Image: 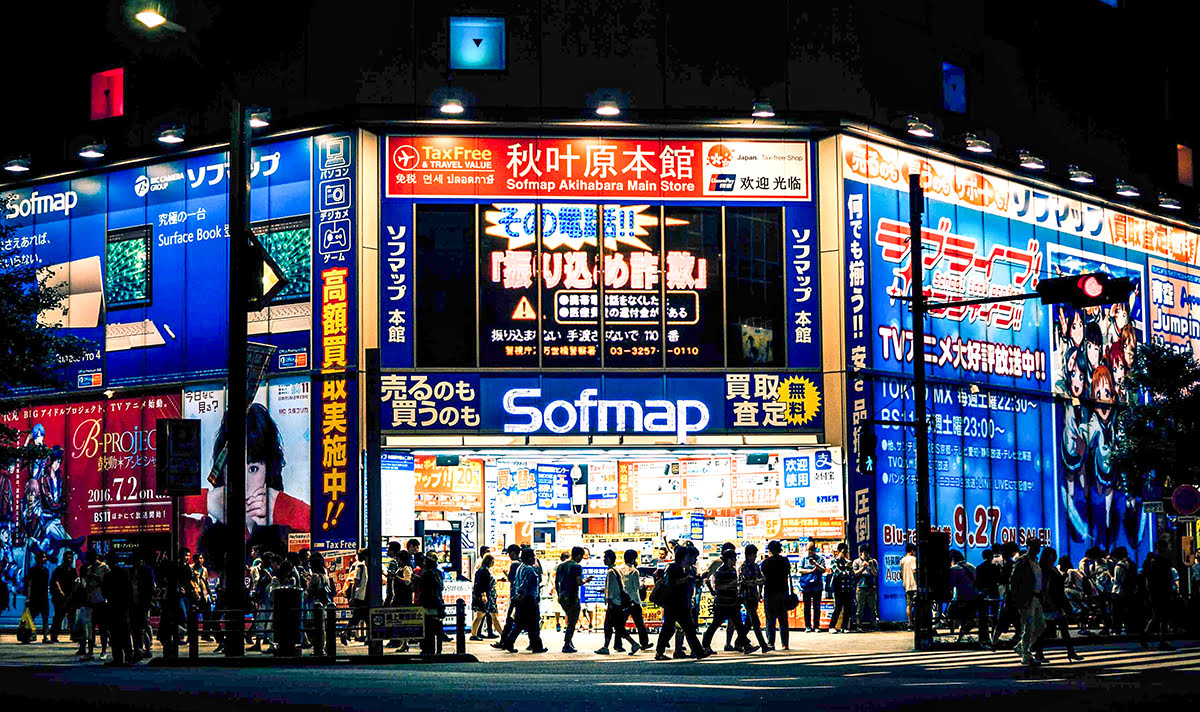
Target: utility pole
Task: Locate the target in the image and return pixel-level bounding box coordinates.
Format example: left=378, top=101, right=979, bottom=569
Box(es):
left=909, top=172, right=933, bottom=651
left=224, top=100, right=251, bottom=657
left=365, top=348, right=383, bottom=656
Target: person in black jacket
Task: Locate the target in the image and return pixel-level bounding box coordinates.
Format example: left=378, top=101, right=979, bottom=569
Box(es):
left=471, top=553, right=500, bottom=640
left=1031, top=547, right=1082, bottom=662
left=491, top=544, right=523, bottom=650
left=419, top=553, right=445, bottom=655
left=1141, top=551, right=1176, bottom=651
left=761, top=540, right=792, bottom=650
left=100, top=556, right=134, bottom=666
left=49, top=550, right=76, bottom=643
left=653, top=546, right=708, bottom=660
left=991, top=542, right=1022, bottom=647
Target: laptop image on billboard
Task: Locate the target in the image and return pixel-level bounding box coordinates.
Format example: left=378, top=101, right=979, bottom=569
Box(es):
left=104, top=225, right=166, bottom=351
left=248, top=215, right=312, bottom=334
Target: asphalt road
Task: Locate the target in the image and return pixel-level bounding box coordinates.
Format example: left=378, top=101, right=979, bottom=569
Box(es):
left=1, top=639, right=1199, bottom=711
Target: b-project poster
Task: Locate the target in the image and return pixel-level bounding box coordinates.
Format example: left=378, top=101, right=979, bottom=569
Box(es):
left=0, top=394, right=179, bottom=624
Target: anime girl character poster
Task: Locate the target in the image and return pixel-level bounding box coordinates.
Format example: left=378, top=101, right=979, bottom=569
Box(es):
left=1047, top=244, right=1148, bottom=557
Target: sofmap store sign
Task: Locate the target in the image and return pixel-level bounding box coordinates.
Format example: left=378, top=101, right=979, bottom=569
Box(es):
left=840, top=136, right=1166, bottom=621
left=0, top=136, right=338, bottom=392
left=379, top=373, right=823, bottom=437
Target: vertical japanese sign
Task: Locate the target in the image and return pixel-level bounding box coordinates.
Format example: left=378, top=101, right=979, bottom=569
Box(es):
left=312, top=132, right=358, bottom=551
left=785, top=204, right=821, bottom=369
left=1148, top=258, right=1200, bottom=356
left=535, top=463, right=571, bottom=513
left=844, top=179, right=874, bottom=562
left=380, top=199, right=413, bottom=368
left=480, top=203, right=539, bottom=366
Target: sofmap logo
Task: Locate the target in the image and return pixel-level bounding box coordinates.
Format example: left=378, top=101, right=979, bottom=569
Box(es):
left=503, top=387, right=710, bottom=442
left=5, top=190, right=79, bottom=219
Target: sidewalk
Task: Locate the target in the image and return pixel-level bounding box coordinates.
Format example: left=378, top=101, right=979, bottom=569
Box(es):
left=0, top=626, right=1168, bottom=667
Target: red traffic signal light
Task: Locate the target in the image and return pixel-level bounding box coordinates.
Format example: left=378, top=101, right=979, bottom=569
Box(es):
left=1036, top=272, right=1134, bottom=308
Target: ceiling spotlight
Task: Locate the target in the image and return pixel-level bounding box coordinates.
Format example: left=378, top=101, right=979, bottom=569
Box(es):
left=3, top=157, right=31, bottom=173
left=248, top=109, right=271, bottom=128
left=906, top=115, right=934, bottom=138
left=964, top=133, right=992, bottom=154
left=751, top=100, right=775, bottom=118
left=157, top=124, right=186, bottom=145
left=1067, top=165, right=1094, bottom=184
left=595, top=100, right=621, bottom=117
left=1017, top=150, right=1045, bottom=171
left=78, top=142, right=107, bottom=159
left=135, top=4, right=167, bottom=28
left=1159, top=193, right=1182, bottom=210
left=440, top=98, right=465, bottom=115
left=1115, top=179, right=1140, bottom=198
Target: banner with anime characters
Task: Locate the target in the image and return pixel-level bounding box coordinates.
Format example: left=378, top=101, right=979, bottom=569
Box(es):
left=842, top=136, right=1161, bottom=621
left=1047, top=245, right=1147, bottom=554
left=0, top=393, right=180, bottom=623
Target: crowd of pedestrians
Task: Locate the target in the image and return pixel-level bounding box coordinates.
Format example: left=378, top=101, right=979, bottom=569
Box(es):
left=10, top=536, right=1199, bottom=665
left=930, top=541, right=1192, bottom=666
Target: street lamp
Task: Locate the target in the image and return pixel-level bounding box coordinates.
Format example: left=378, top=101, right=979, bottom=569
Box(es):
left=136, top=6, right=252, bottom=659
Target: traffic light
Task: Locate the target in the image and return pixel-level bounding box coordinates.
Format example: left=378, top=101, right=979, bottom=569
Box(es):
left=859, top=428, right=878, bottom=476
left=1035, top=272, right=1134, bottom=308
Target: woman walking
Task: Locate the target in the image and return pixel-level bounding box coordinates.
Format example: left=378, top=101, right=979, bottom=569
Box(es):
left=471, top=553, right=502, bottom=639
left=1032, top=547, right=1083, bottom=663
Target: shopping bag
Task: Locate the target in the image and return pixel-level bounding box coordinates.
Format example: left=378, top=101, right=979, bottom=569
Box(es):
left=17, top=607, right=35, bottom=643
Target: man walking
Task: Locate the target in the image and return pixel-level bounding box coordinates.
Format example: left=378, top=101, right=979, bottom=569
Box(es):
left=555, top=546, right=584, bottom=653
left=852, top=544, right=878, bottom=632
left=616, top=549, right=651, bottom=651
left=501, top=548, right=547, bottom=653
left=596, top=549, right=639, bottom=655
left=492, top=544, right=524, bottom=650
left=50, top=550, right=76, bottom=643
left=761, top=540, right=792, bottom=650
left=1008, top=539, right=1046, bottom=666
left=653, top=546, right=708, bottom=660
left=25, top=550, right=51, bottom=643
left=702, top=547, right=755, bottom=653
left=900, top=543, right=918, bottom=629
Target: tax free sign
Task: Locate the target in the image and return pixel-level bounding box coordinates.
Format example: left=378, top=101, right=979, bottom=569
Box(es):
left=379, top=373, right=824, bottom=437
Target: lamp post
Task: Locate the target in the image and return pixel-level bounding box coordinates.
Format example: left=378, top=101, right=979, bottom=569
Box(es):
left=136, top=6, right=254, bottom=657
left=908, top=174, right=933, bottom=651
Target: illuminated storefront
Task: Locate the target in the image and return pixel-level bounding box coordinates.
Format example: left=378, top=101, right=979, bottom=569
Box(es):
left=3, top=124, right=1194, bottom=626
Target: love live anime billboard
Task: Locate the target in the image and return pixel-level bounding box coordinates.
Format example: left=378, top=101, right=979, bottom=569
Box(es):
left=839, top=136, right=1187, bottom=620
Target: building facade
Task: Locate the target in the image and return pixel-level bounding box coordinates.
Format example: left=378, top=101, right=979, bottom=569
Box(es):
left=0, top=1, right=1193, bottom=625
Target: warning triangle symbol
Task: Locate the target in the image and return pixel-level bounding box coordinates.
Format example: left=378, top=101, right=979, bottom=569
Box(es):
left=512, top=296, right=537, bottom=320
left=473, top=37, right=484, bottom=47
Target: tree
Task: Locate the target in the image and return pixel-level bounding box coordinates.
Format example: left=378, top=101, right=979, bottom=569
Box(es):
left=1111, top=339, right=1200, bottom=496
left=0, top=208, right=90, bottom=469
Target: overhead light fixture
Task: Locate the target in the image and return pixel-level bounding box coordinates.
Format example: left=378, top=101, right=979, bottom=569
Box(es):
left=440, top=98, right=464, bottom=115
left=1067, top=165, right=1094, bottom=184
left=963, top=133, right=992, bottom=154
left=248, top=109, right=271, bottom=129
left=1017, top=150, right=1046, bottom=171
left=78, top=142, right=107, bottom=159
left=157, top=124, right=185, bottom=145
left=1159, top=193, right=1182, bottom=210
left=135, top=4, right=167, bottom=28
left=751, top=100, right=775, bottom=118
left=906, top=115, right=934, bottom=138
left=1115, top=179, right=1140, bottom=198
left=3, top=157, right=31, bottom=173
left=595, top=100, right=620, bottom=117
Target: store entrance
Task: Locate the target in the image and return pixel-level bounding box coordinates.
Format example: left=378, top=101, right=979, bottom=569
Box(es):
left=383, top=445, right=845, bottom=633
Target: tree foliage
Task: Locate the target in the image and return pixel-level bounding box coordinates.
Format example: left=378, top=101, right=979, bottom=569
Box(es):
left=0, top=208, right=90, bottom=469
left=1111, top=338, right=1200, bottom=495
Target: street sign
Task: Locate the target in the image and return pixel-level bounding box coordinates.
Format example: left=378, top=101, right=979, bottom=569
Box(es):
left=368, top=606, right=424, bottom=641
left=155, top=418, right=202, bottom=496
left=1172, top=485, right=1200, bottom=516
left=246, top=234, right=289, bottom=311
left=1145, top=500, right=1165, bottom=514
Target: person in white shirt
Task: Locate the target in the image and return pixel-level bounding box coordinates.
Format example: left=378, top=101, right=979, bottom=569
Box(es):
left=615, top=549, right=650, bottom=650
left=595, top=549, right=640, bottom=655
left=900, top=543, right=918, bottom=628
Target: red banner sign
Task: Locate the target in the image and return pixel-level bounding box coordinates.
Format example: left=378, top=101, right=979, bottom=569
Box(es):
left=385, top=136, right=810, bottom=201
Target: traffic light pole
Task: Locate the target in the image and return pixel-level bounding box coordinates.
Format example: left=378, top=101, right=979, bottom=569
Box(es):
left=224, top=99, right=251, bottom=657
left=908, top=174, right=934, bottom=651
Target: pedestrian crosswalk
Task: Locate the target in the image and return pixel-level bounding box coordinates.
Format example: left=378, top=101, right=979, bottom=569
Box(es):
left=684, top=643, right=1200, bottom=676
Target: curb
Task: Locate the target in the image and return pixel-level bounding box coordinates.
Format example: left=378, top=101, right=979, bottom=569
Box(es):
left=147, top=653, right=478, bottom=668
